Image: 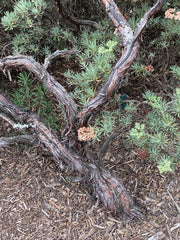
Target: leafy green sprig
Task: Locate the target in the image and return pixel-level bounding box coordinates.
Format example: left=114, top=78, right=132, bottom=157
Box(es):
left=11, top=72, right=61, bottom=130
left=128, top=89, right=180, bottom=173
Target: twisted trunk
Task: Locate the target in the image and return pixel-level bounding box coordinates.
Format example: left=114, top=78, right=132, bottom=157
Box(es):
left=0, top=0, right=165, bottom=218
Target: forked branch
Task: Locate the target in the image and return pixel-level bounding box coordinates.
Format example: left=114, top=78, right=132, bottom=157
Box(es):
left=78, top=0, right=165, bottom=126
left=0, top=0, right=164, bottom=218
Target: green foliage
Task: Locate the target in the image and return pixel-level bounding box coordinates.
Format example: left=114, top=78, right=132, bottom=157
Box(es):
left=131, top=62, right=148, bottom=76
left=170, top=65, right=180, bottom=80
left=11, top=72, right=60, bottom=130
left=157, top=155, right=175, bottom=174
left=1, top=0, right=47, bottom=30
left=171, top=88, right=180, bottom=117
left=92, top=95, right=136, bottom=141
left=128, top=90, right=180, bottom=173
left=1, top=0, right=73, bottom=58
left=63, top=23, right=123, bottom=141
left=65, top=23, right=118, bottom=105
left=93, top=110, right=116, bottom=141
left=127, top=0, right=180, bottom=84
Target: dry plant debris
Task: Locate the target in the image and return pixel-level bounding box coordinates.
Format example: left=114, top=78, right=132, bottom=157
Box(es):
left=165, top=8, right=180, bottom=20
left=78, top=127, right=95, bottom=141
left=145, top=65, right=154, bottom=72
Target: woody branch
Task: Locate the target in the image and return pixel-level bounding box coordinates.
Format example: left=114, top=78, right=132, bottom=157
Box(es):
left=0, top=51, right=78, bottom=133
left=77, top=0, right=165, bottom=126
left=0, top=0, right=164, bottom=218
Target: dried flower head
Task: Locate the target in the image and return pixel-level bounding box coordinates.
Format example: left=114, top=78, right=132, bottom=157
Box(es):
left=165, top=8, right=180, bottom=21
left=165, top=8, right=175, bottom=19
left=174, top=11, right=180, bottom=21
left=145, top=65, right=154, bottom=72
left=78, top=127, right=95, bottom=141
left=137, top=148, right=150, bottom=160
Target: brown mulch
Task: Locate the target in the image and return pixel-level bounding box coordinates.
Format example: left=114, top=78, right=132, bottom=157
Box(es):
left=0, top=132, right=179, bottom=240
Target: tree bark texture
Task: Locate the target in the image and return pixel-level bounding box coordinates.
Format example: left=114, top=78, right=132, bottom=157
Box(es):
left=0, top=0, right=165, bottom=219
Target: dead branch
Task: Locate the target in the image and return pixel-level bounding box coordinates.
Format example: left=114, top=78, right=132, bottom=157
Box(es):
left=44, top=49, right=80, bottom=69
left=0, top=112, right=36, bottom=147
left=66, top=15, right=99, bottom=29
left=53, top=0, right=99, bottom=29
left=0, top=112, right=30, bottom=134
left=101, top=0, right=133, bottom=46
left=147, top=231, right=166, bottom=240
left=0, top=135, right=36, bottom=148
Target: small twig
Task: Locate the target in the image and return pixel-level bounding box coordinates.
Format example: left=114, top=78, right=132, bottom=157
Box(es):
left=7, top=69, right=12, bottom=81
left=0, top=112, right=16, bottom=126
left=0, top=112, right=33, bottom=134
left=87, top=196, right=100, bottom=215
left=44, top=49, right=80, bottom=69
left=98, top=132, right=119, bottom=161
left=67, top=15, right=99, bottom=29
left=41, top=209, right=50, bottom=218
left=167, top=189, right=180, bottom=214
left=147, top=231, right=165, bottom=240
left=0, top=135, right=36, bottom=148
left=170, top=223, right=180, bottom=232
left=166, top=224, right=172, bottom=240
